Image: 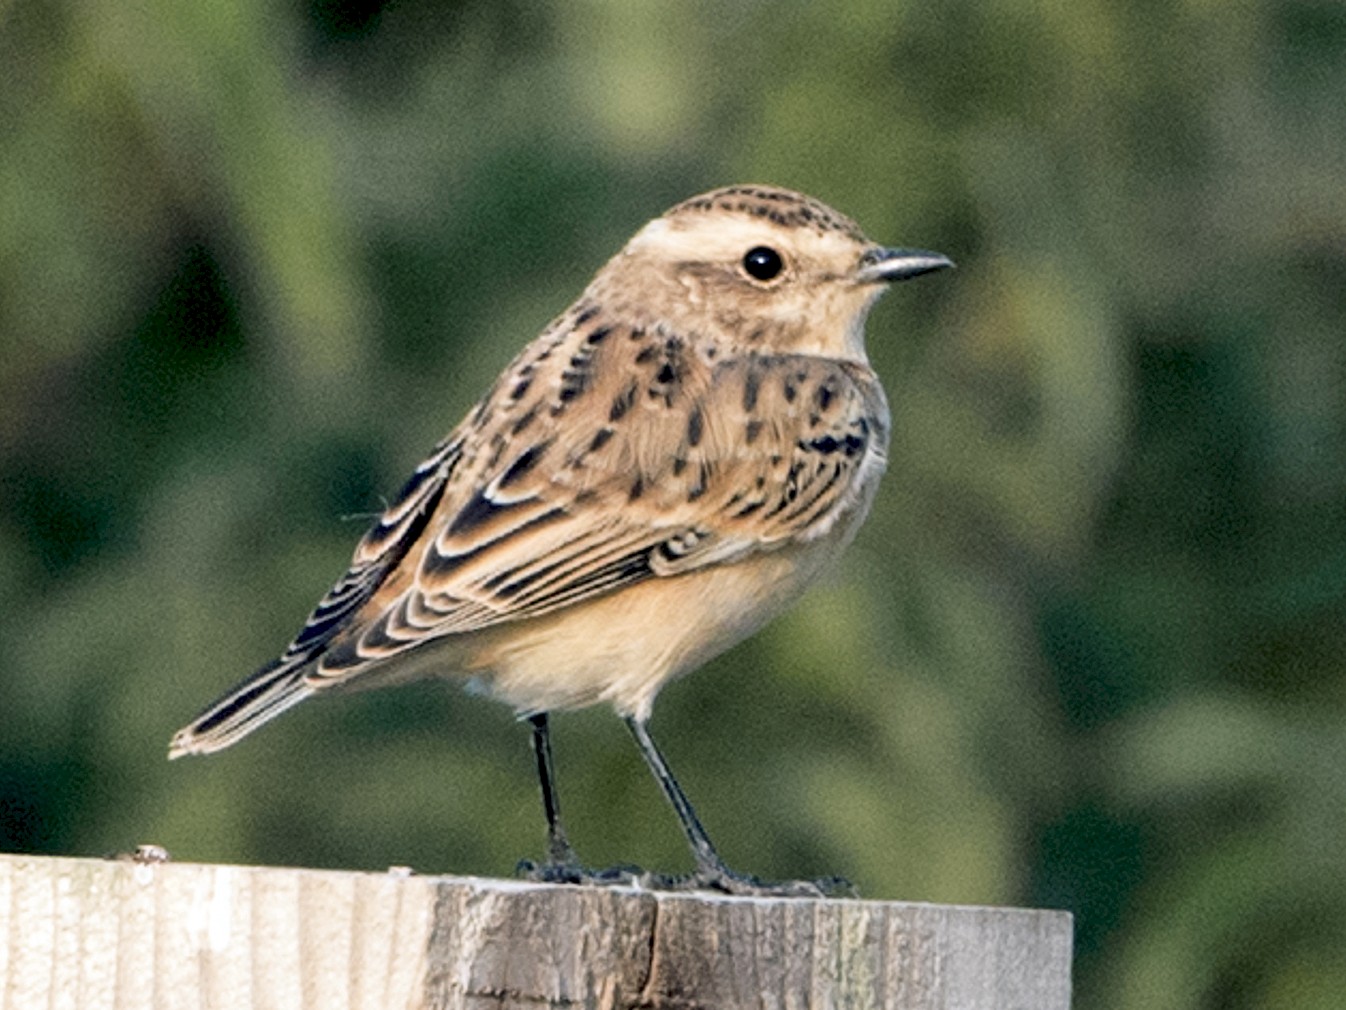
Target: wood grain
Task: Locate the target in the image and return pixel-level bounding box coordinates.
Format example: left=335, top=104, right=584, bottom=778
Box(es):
left=0, top=854, right=1072, bottom=1009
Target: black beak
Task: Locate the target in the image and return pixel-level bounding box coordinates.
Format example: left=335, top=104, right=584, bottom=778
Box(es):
left=855, top=247, right=955, bottom=284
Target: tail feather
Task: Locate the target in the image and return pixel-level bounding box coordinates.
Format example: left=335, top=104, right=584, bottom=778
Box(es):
left=168, top=658, right=316, bottom=758
left=169, top=435, right=462, bottom=760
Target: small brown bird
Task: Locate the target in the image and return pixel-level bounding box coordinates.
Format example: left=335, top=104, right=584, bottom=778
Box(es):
left=170, top=185, right=952, bottom=895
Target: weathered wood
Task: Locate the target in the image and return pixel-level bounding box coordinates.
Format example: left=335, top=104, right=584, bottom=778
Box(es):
left=0, top=853, right=1071, bottom=1009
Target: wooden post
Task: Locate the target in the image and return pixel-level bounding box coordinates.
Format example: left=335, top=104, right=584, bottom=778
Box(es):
left=0, top=853, right=1071, bottom=1009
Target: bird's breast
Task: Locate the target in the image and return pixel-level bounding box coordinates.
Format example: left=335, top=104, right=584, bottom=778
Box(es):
left=459, top=534, right=853, bottom=722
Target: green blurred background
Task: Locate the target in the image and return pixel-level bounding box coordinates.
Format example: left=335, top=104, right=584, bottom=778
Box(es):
left=3, top=0, right=1345, bottom=1005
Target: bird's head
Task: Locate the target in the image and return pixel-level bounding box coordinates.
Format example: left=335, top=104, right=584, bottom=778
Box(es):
left=589, top=185, right=952, bottom=361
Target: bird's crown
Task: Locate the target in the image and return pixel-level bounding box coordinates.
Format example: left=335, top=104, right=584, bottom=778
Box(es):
left=664, top=185, right=868, bottom=241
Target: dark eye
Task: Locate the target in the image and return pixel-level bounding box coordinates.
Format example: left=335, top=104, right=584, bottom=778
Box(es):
left=742, top=246, right=784, bottom=282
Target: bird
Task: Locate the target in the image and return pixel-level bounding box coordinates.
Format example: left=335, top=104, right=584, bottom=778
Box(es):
left=169, top=184, right=953, bottom=896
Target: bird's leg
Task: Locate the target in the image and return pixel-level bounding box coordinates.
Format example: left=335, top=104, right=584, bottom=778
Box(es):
left=624, top=716, right=728, bottom=877
left=529, top=712, right=579, bottom=866
left=518, top=713, right=641, bottom=886
left=625, top=716, right=853, bottom=898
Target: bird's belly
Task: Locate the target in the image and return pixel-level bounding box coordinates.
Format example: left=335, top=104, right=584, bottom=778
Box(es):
left=462, top=540, right=838, bottom=720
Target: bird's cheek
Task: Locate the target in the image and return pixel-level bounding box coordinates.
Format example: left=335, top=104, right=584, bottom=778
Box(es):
left=676, top=272, right=704, bottom=306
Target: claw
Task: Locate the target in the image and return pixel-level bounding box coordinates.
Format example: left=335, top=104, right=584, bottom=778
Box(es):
left=673, top=867, right=855, bottom=899
left=518, top=856, right=854, bottom=899
left=517, top=859, right=645, bottom=888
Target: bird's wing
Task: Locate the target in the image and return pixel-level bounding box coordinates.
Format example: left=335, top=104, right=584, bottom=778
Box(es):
left=167, top=435, right=462, bottom=755
left=311, top=309, right=888, bottom=682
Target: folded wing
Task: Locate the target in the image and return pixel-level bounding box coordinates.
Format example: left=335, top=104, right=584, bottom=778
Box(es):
left=313, top=328, right=888, bottom=682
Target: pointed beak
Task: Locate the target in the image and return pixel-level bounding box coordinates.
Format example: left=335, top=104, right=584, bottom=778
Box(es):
left=854, top=247, right=955, bottom=284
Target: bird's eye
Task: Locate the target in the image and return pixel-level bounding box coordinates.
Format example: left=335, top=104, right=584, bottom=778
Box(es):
left=742, top=246, right=784, bottom=282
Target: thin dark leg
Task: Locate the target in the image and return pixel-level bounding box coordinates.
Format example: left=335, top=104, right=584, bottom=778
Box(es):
left=529, top=713, right=578, bottom=866
left=519, top=714, right=641, bottom=887
left=625, top=716, right=853, bottom=898
left=624, top=716, right=732, bottom=877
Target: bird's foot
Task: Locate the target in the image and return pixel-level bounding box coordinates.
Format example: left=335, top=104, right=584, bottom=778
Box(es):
left=664, top=865, right=856, bottom=899
left=517, top=852, right=854, bottom=898
left=516, top=858, right=646, bottom=888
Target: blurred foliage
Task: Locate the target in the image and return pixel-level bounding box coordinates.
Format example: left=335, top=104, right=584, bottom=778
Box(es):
left=2, top=1, right=1345, bottom=1007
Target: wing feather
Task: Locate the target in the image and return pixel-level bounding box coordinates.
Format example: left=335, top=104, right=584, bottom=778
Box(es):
left=312, top=325, right=887, bottom=683
left=168, top=435, right=462, bottom=754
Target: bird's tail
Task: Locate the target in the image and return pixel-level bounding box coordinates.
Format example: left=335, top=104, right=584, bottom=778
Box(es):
left=168, top=657, right=316, bottom=758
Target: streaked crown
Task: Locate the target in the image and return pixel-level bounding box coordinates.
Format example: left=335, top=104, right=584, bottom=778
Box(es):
left=667, top=185, right=868, bottom=242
